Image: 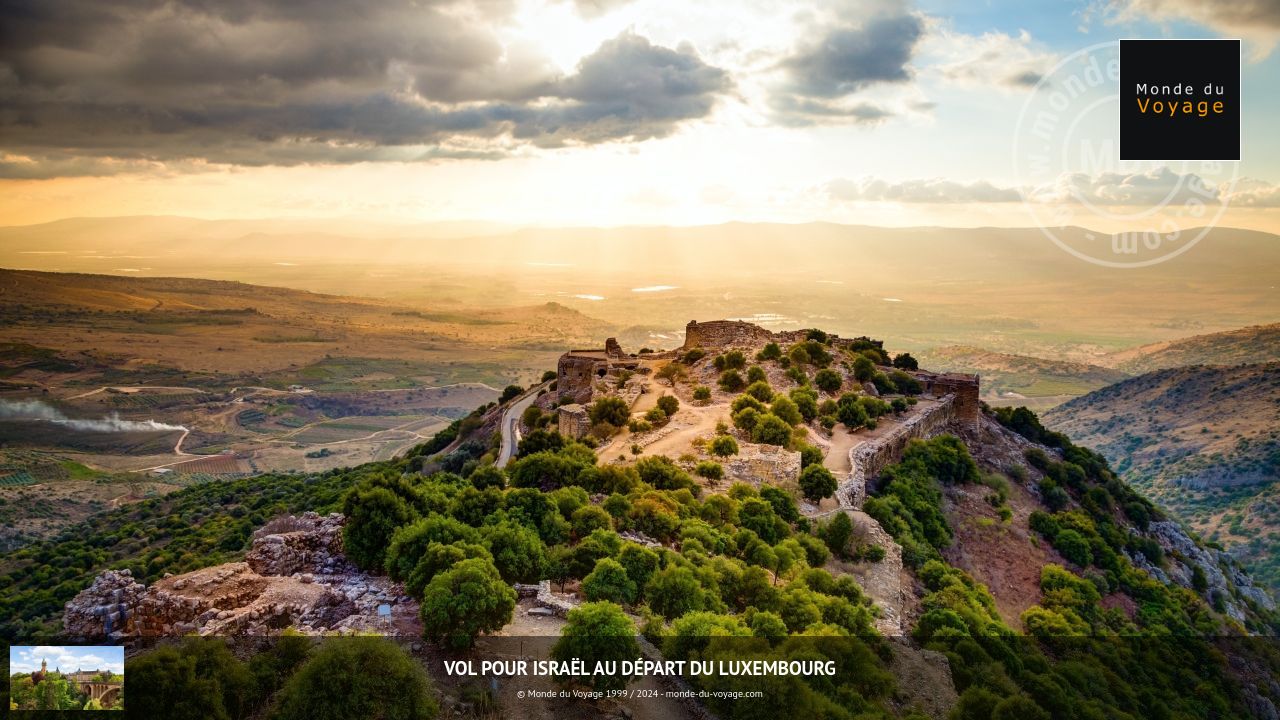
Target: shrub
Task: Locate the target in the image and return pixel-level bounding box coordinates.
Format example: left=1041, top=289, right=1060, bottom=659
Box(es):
left=751, top=413, right=793, bottom=446
left=419, top=558, right=516, bottom=649
left=821, top=512, right=853, bottom=557
left=892, top=353, right=918, bottom=371
left=500, top=385, right=524, bottom=403
left=770, top=395, right=803, bottom=426
left=732, top=406, right=760, bottom=432
left=405, top=542, right=492, bottom=599
left=582, top=558, right=637, bottom=604
left=758, top=342, right=782, bottom=361
left=646, top=566, right=711, bottom=619
left=693, top=385, right=711, bottom=401
left=483, top=522, right=547, bottom=583
left=814, top=369, right=843, bottom=393
left=656, top=395, right=680, bottom=416
left=799, top=464, right=838, bottom=502
left=718, top=370, right=745, bottom=392
left=853, top=356, right=875, bottom=382
left=1053, top=529, right=1093, bottom=567
left=747, top=365, right=768, bottom=384
left=710, top=435, right=739, bottom=457
left=572, top=504, right=613, bottom=538
left=790, top=388, right=819, bottom=421
left=644, top=407, right=668, bottom=425
left=468, top=465, right=506, bottom=491
left=695, top=461, right=724, bottom=481
left=552, top=602, right=640, bottom=692
left=269, top=638, right=439, bottom=720
left=745, top=380, right=775, bottom=402
left=589, top=397, right=631, bottom=427
left=635, top=455, right=696, bottom=491
left=343, top=487, right=418, bottom=573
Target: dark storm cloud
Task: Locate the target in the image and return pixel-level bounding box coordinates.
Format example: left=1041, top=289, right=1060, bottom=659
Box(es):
left=0, top=1, right=730, bottom=177
left=772, top=9, right=923, bottom=124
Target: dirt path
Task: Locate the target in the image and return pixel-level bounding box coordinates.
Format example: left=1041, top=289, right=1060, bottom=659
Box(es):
left=823, top=426, right=858, bottom=474
left=597, top=399, right=724, bottom=464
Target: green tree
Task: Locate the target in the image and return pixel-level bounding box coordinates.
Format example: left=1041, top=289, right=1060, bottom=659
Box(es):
left=500, top=385, right=524, bottom=403
left=836, top=395, right=869, bottom=429
left=552, top=602, right=641, bottom=692
left=517, top=429, right=564, bottom=456
left=770, top=395, right=803, bottom=426
left=695, top=460, right=724, bottom=481
left=656, top=394, right=680, bottom=416
left=718, top=370, right=746, bottom=392
left=821, top=512, right=854, bottom=557
left=385, top=514, right=480, bottom=581
left=618, top=543, right=661, bottom=594
left=751, top=413, right=793, bottom=446
left=635, top=455, right=695, bottom=491
left=405, top=542, right=493, bottom=599
left=468, top=464, right=507, bottom=490
left=483, top=521, right=547, bottom=583
left=852, top=356, right=875, bottom=382
left=892, top=353, right=919, bottom=370
left=269, top=638, right=439, bottom=720
left=571, top=504, right=613, bottom=538
left=710, top=435, right=739, bottom=457
left=814, top=369, right=843, bottom=394
left=582, top=557, right=638, bottom=604
left=129, top=639, right=257, bottom=720
left=799, top=464, right=838, bottom=502
left=745, top=380, right=775, bottom=402
left=647, top=565, right=711, bottom=619
left=342, top=486, right=418, bottom=573
left=419, top=558, right=516, bottom=649
left=1052, top=529, right=1093, bottom=567
left=589, top=397, right=631, bottom=427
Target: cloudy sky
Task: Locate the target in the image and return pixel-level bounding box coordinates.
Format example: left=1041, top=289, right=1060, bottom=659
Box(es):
left=2, top=0, right=1279, bottom=230
left=10, top=645, right=125, bottom=676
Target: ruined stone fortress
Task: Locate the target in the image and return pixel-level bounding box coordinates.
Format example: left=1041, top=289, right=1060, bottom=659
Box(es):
left=555, top=319, right=979, bottom=428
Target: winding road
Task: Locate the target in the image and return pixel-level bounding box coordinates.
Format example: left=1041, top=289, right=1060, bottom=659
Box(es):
left=496, top=382, right=550, bottom=468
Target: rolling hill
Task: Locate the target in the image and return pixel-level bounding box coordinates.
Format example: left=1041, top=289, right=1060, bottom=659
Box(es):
left=917, top=346, right=1131, bottom=409
left=1045, top=363, right=1280, bottom=593
left=1102, top=323, right=1280, bottom=374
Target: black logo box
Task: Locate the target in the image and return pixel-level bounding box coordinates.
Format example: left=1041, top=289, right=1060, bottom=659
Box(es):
left=1120, top=38, right=1241, bottom=161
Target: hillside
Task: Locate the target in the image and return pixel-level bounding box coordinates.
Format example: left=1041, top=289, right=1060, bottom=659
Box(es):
left=3, top=218, right=1279, bottom=362
left=2, top=320, right=1277, bottom=720
left=0, top=269, right=616, bottom=546
left=1045, top=363, right=1280, bottom=593
left=1103, top=323, right=1280, bottom=373
left=918, top=345, right=1130, bottom=409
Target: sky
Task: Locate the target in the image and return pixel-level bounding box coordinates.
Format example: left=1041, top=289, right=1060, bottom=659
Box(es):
left=9, top=645, right=125, bottom=676
left=2, top=0, right=1280, bottom=231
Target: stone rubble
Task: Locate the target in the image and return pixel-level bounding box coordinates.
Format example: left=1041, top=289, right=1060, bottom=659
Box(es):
left=64, top=512, right=417, bottom=638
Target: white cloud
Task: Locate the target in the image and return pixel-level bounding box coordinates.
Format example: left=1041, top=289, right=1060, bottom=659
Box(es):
left=922, top=26, right=1058, bottom=89
left=1026, top=167, right=1222, bottom=206
left=1089, top=0, right=1279, bottom=58
left=825, top=176, right=1021, bottom=203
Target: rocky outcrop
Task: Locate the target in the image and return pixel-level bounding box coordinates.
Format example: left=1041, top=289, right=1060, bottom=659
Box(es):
left=246, top=512, right=345, bottom=576
left=63, top=569, right=147, bottom=640
left=64, top=512, right=417, bottom=638
left=1145, top=520, right=1276, bottom=622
